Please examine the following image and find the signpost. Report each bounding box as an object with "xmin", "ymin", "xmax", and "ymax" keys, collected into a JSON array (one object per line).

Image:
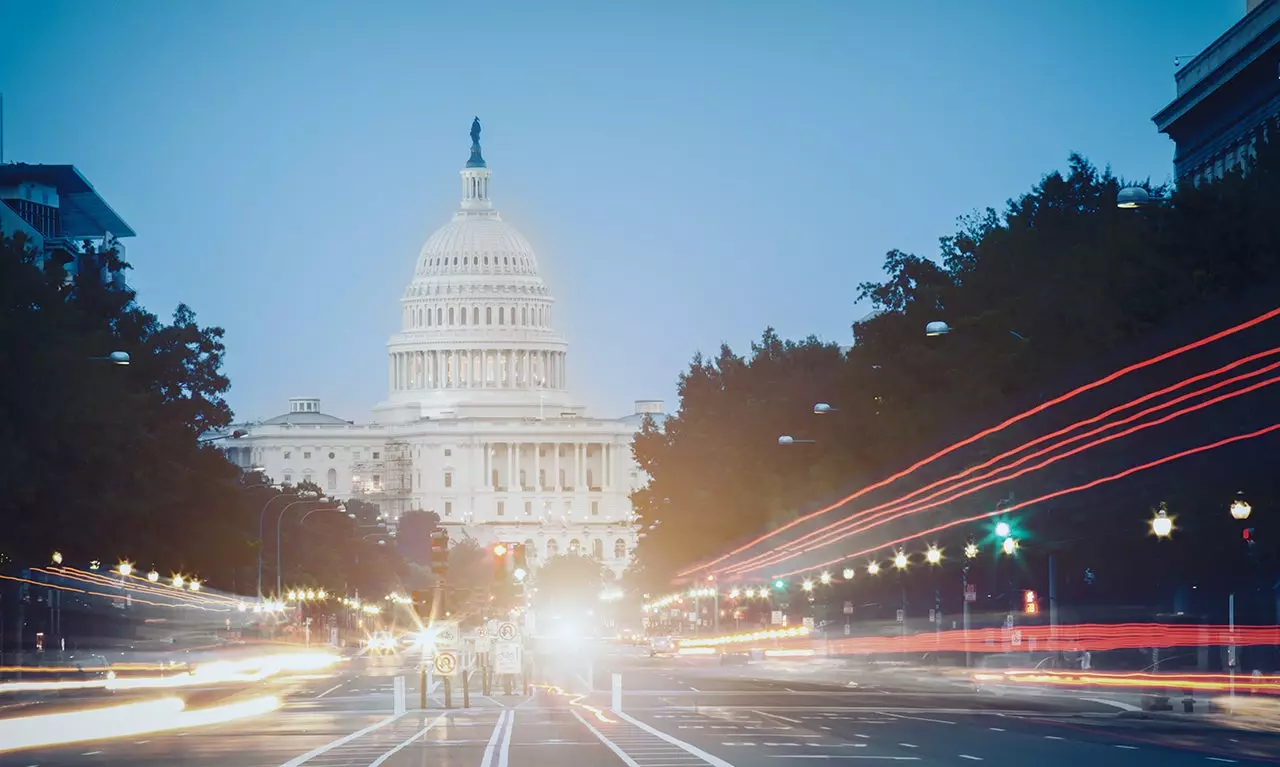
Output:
[
  {"xmin": 496, "ymin": 621, "xmax": 519, "ymax": 642},
  {"xmin": 434, "ymin": 650, "xmax": 459, "ymax": 676},
  {"xmin": 433, "ymin": 620, "xmax": 461, "ymax": 649},
  {"xmin": 494, "ymin": 641, "xmax": 521, "ymax": 695},
  {"xmin": 964, "ymin": 584, "xmax": 977, "ymax": 602}
]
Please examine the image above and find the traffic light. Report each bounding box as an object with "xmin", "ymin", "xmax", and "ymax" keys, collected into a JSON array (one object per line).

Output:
[
  {"xmin": 1023, "ymin": 590, "xmax": 1038, "ymax": 615},
  {"xmin": 511, "ymin": 542, "xmax": 528, "ymax": 572},
  {"xmin": 492, "ymin": 542, "xmax": 511, "ymax": 580},
  {"xmin": 774, "ymin": 579, "xmax": 786, "ymax": 591},
  {"xmin": 430, "ymin": 528, "xmax": 449, "ymax": 581}
]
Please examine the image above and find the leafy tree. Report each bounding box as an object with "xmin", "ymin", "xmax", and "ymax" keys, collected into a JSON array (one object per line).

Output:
[
  {"xmin": 533, "ymin": 554, "xmax": 606, "ymax": 614},
  {"xmin": 396, "ymin": 509, "xmax": 440, "ymax": 565}
]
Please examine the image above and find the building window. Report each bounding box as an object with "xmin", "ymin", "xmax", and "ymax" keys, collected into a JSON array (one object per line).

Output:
[
  {"xmin": 284, "ymin": 451, "xmax": 292, "ymax": 459},
  {"xmin": 591, "ymin": 501, "xmax": 599, "ymax": 516},
  {"xmin": 372, "ymin": 473, "xmax": 381, "ymax": 486},
  {"xmin": 592, "ymin": 539, "xmax": 603, "ymax": 559},
  {"xmin": 564, "ymin": 500, "xmax": 572, "ymax": 515},
  {"xmin": 539, "ymin": 469, "xmax": 546, "ymax": 488},
  {"xmin": 472, "ymin": 307, "xmax": 479, "ymax": 324},
  {"xmin": 547, "ymin": 539, "xmax": 559, "ymax": 558},
  {"xmin": 328, "ymin": 451, "xmax": 335, "ymax": 459},
  {"xmin": 304, "ymin": 451, "xmax": 312, "ymax": 459},
  {"xmin": 327, "ymin": 468, "xmax": 337, "ymax": 490},
  {"xmin": 284, "ymin": 473, "xmax": 293, "ymax": 484},
  {"xmin": 569, "ymin": 538, "xmax": 581, "ymax": 555},
  {"xmin": 499, "ymin": 307, "xmax": 505, "ymax": 325},
  {"xmin": 486, "ymin": 306, "xmax": 492, "ymax": 324},
  {"xmin": 614, "ymin": 539, "xmax": 627, "ymax": 559},
  {"xmin": 559, "ymin": 469, "xmax": 566, "ymax": 488},
  {"xmin": 303, "ymin": 471, "xmax": 313, "ymax": 484},
  {"xmin": 587, "ymin": 469, "xmax": 594, "ymax": 488},
  {"xmin": 444, "ymin": 471, "xmax": 453, "ymax": 488},
  {"xmin": 449, "ymin": 307, "xmax": 455, "ymax": 325},
  {"xmin": 373, "ymin": 452, "xmax": 381, "ymax": 459},
  {"xmin": 524, "ymin": 500, "xmax": 532, "ymax": 516},
  {"xmin": 444, "ymin": 448, "xmax": 452, "ymax": 456},
  {"xmin": 354, "ymin": 450, "xmax": 362, "ymax": 459},
  {"xmin": 444, "ymin": 501, "xmax": 452, "ymax": 517},
  {"xmin": 492, "ymin": 469, "xmax": 500, "ymax": 488},
  {"xmin": 437, "ymin": 307, "xmax": 443, "ymax": 325},
  {"xmin": 497, "ymin": 501, "xmax": 505, "ymax": 517},
  {"xmin": 519, "ymin": 469, "xmax": 527, "ymax": 487}
]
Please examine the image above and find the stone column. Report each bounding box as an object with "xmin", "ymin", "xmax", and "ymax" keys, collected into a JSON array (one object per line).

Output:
[
  {"xmin": 534, "ymin": 442, "xmax": 541, "ymax": 490},
  {"xmin": 553, "ymin": 443, "xmax": 561, "ymax": 491},
  {"xmin": 388, "ymin": 354, "xmax": 395, "ymax": 392},
  {"xmin": 508, "ymin": 443, "xmax": 517, "ymax": 490}
]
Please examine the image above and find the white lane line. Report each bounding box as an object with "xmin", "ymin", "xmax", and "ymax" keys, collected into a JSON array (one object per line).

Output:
[
  {"xmin": 690, "ymin": 687, "xmax": 702, "ymax": 692},
  {"xmin": 883, "ymin": 712, "xmax": 956, "ymax": 725},
  {"xmin": 316, "ymin": 683, "xmax": 344, "ymax": 698},
  {"xmin": 277, "ymin": 711, "xmax": 409, "ymax": 767},
  {"xmin": 989, "ymin": 727, "xmax": 1005, "ymax": 732},
  {"xmin": 569, "ymin": 709, "xmax": 641, "ymax": 767},
  {"xmin": 1080, "ymin": 697, "xmax": 1142, "ymax": 712},
  {"xmin": 134, "ymin": 740, "xmax": 150, "ymax": 744},
  {"xmin": 1115, "ymin": 745, "xmax": 1139, "ymax": 750},
  {"xmin": 81, "ymin": 752, "xmax": 103, "ymax": 756},
  {"xmin": 770, "ymin": 758, "xmax": 920, "ymax": 761},
  {"xmin": 754, "ymin": 710, "xmax": 803, "ymax": 724},
  {"xmin": 854, "ymin": 733, "xmax": 870, "ymax": 739},
  {"xmin": 958, "ymin": 756, "xmax": 983, "ymax": 761},
  {"xmin": 1044, "ymin": 736, "xmax": 1064, "ymax": 741},
  {"xmin": 612, "ymin": 710, "xmax": 736, "ymax": 767},
  {"xmin": 899, "ymin": 743, "xmax": 917, "ymax": 748},
  {"xmin": 479, "ymin": 711, "xmax": 510, "ymax": 767},
  {"xmin": 1206, "ymin": 758, "xmax": 1237, "ymax": 763},
  {"xmin": 367, "ymin": 712, "xmax": 449, "ymax": 767},
  {"xmin": 496, "ymin": 709, "xmax": 515, "ymax": 767}
]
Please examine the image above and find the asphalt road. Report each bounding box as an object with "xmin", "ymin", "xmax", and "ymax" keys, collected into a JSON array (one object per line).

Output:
[{"xmin": 2, "ymin": 646, "xmax": 1277, "ymax": 766}]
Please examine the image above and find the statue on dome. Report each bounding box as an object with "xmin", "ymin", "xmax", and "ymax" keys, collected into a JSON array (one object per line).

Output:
[{"xmin": 467, "ymin": 116, "xmax": 486, "ymax": 168}]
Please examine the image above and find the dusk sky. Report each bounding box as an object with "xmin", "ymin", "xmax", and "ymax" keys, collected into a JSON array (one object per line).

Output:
[{"xmin": 1, "ymin": 0, "xmax": 1244, "ymax": 423}]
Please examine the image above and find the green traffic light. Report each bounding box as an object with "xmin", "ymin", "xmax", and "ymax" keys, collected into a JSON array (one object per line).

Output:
[{"xmin": 774, "ymin": 579, "xmax": 786, "ymax": 590}]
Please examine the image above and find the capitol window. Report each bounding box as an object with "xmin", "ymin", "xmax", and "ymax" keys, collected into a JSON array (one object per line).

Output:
[
  {"xmin": 592, "ymin": 539, "xmax": 603, "ymax": 559},
  {"xmin": 449, "ymin": 307, "xmax": 455, "ymax": 325},
  {"xmin": 328, "ymin": 452, "xmax": 335, "ymax": 459},
  {"xmin": 496, "ymin": 501, "xmax": 505, "ymax": 517},
  {"xmin": 284, "ymin": 451, "xmax": 291, "ymax": 459},
  {"xmin": 304, "ymin": 451, "xmax": 311, "ymax": 459},
  {"xmin": 486, "ymin": 307, "xmax": 492, "ymax": 324},
  {"xmin": 444, "ymin": 449, "xmax": 452, "ymax": 456},
  {"xmin": 569, "ymin": 539, "xmax": 581, "ymax": 555},
  {"xmin": 326, "ymin": 468, "xmax": 336, "ymax": 490},
  {"xmin": 283, "ymin": 473, "xmax": 292, "ymax": 484},
  {"xmin": 591, "ymin": 501, "xmax": 599, "ymax": 516},
  {"xmin": 498, "ymin": 307, "xmax": 505, "ymax": 325},
  {"xmin": 444, "ymin": 501, "xmax": 452, "ymax": 517},
  {"xmin": 472, "ymin": 307, "xmax": 479, "ymax": 325},
  {"xmin": 373, "ymin": 452, "xmax": 381, "ymax": 459},
  {"xmin": 444, "ymin": 471, "xmax": 453, "ymax": 488},
  {"xmin": 614, "ymin": 539, "xmax": 627, "ymax": 559},
  {"xmin": 547, "ymin": 539, "xmax": 558, "ymax": 558},
  {"xmin": 524, "ymin": 500, "xmax": 532, "ymax": 516}
]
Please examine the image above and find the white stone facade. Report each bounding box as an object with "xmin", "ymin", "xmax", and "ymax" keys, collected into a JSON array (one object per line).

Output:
[{"xmin": 224, "ymin": 127, "xmax": 652, "ymax": 578}]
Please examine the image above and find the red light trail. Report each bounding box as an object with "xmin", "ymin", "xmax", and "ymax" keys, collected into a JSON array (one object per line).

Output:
[{"xmin": 680, "ymin": 306, "xmax": 1280, "ymax": 578}]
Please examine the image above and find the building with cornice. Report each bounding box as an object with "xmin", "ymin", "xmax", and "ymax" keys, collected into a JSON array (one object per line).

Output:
[{"xmin": 223, "ymin": 120, "xmax": 656, "ymax": 578}]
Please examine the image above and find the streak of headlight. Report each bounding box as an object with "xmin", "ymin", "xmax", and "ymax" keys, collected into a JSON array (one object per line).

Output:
[
  {"xmin": 0, "ymin": 652, "xmax": 338, "ymax": 694},
  {"xmin": 773, "ymin": 421, "xmax": 1280, "ymax": 577},
  {"xmin": 0, "ymin": 574, "xmax": 212, "ymax": 611},
  {"xmin": 0, "ymin": 695, "xmax": 280, "ymax": 753},
  {"xmin": 723, "ymin": 353, "xmax": 1280, "ymax": 574},
  {"xmin": 680, "ymin": 305, "xmax": 1280, "ymax": 577},
  {"xmin": 41, "ymin": 567, "xmax": 236, "ymax": 608},
  {"xmin": 739, "ymin": 371, "xmax": 1280, "ymax": 575}
]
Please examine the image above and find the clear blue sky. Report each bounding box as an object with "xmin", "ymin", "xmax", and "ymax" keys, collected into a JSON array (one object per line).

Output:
[{"xmin": 0, "ymin": 0, "xmax": 1244, "ymax": 422}]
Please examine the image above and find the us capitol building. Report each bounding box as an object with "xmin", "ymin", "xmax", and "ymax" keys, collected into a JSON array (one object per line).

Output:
[{"xmin": 223, "ymin": 119, "xmax": 661, "ymax": 578}]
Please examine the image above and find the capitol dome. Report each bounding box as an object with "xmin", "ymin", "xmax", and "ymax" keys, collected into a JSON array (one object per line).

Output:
[{"xmin": 375, "ymin": 119, "xmax": 572, "ymax": 423}]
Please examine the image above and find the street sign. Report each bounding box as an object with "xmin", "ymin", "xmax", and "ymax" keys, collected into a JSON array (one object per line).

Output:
[
  {"xmin": 433, "ymin": 620, "xmax": 461, "ymax": 649},
  {"xmin": 964, "ymin": 584, "xmax": 977, "ymax": 602},
  {"xmin": 895, "ymin": 609, "xmax": 904, "ymax": 623},
  {"xmin": 486, "ymin": 619, "xmax": 499, "ymax": 636},
  {"xmin": 802, "ymin": 617, "xmax": 815, "ymax": 630},
  {"xmin": 1010, "ymin": 629, "xmax": 1022, "ymax": 647},
  {"xmin": 494, "ymin": 642, "xmax": 521, "ymax": 675},
  {"xmin": 843, "ymin": 601, "xmax": 854, "ymax": 615},
  {"xmin": 496, "ymin": 621, "xmax": 519, "ymax": 642},
  {"xmin": 928, "ymin": 609, "xmax": 936, "ymax": 623},
  {"xmin": 770, "ymin": 610, "xmax": 784, "ymax": 625},
  {"xmin": 434, "ymin": 650, "xmax": 459, "ymax": 676}
]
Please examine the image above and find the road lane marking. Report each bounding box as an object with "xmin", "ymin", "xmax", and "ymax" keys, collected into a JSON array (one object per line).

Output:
[
  {"xmin": 569, "ymin": 710, "xmax": 642, "ymax": 767},
  {"xmin": 770, "ymin": 758, "xmax": 919, "ymax": 761},
  {"xmin": 899, "ymin": 743, "xmax": 917, "ymax": 748},
  {"xmin": 1080, "ymin": 697, "xmax": 1142, "ymax": 712},
  {"xmin": 988, "ymin": 728, "xmax": 1005, "ymax": 732},
  {"xmin": 367, "ymin": 712, "xmax": 449, "ymax": 767},
  {"xmin": 1044, "ymin": 736, "xmax": 1064, "ymax": 740},
  {"xmin": 958, "ymin": 755, "xmax": 983, "ymax": 761},
  {"xmin": 277, "ymin": 711, "xmax": 409, "ymax": 767},
  {"xmin": 496, "ymin": 709, "xmax": 515, "ymax": 767},
  {"xmin": 480, "ymin": 710, "xmax": 510, "ymax": 767},
  {"xmin": 754, "ymin": 710, "xmax": 803, "ymax": 724},
  {"xmin": 1115, "ymin": 745, "xmax": 1138, "ymax": 750},
  {"xmin": 612, "ymin": 710, "xmax": 735, "ymax": 767},
  {"xmin": 883, "ymin": 712, "xmax": 956, "ymax": 725},
  {"xmin": 1206, "ymin": 758, "xmax": 1237, "ymax": 763},
  {"xmin": 81, "ymin": 752, "xmax": 103, "ymax": 756},
  {"xmin": 854, "ymin": 734, "xmax": 870, "ymax": 739},
  {"xmin": 316, "ymin": 683, "xmax": 344, "ymax": 698}
]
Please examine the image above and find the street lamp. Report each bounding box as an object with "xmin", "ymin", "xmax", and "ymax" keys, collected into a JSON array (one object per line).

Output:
[
  {"xmin": 777, "ymin": 435, "xmax": 817, "ymax": 445},
  {"xmin": 925, "ymin": 321, "xmax": 951, "ymax": 337},
  {"xmin": 813, "ymin": 403, "xmax": 837, "ymax": 415},
  {"xmin": 1001, "ymin": 537, "xmax": 1018, "ymax": 556},
  {"xmin": 819, "ymin": 571, "xmax": 832, "ymax": 585},
  {"xmin": 1230, "ymin": 494, "xmax": 1252, "ymax": 521},
  {"xmin": 51, "ymin": 551, "xmax": 63, "ymax": 565},
  {"xmin": 89, "ymin": 351, "xmax": 130, "ymax": 365},
  {"xmin": 964, "ymin": 542, "xmax": 979, "ymax": 559},
  {"xmin": 842, "ymin": 567, "xmax": 855, "ymax": 580},
  {"xmin": 801, "ymin": 579, "xmax": 814, "ymax": 592},
  {"xmin": 994, "ymin": 521, "xmax": 1012, "ymax": 539},
  {"xmin": 117, "ymin": 561, "xmax": 133, "ymax": 577},
  {"xmin": 893, "ymin": 551, "xmax": 908, "ymax": 569},
  {"xmin": 1116, "ymin": 186, "xmax": 1153, "ymax": 209},
  {"xmin": 867, "ymin": 562, "xmax": 880, "ymax": 575},
  {"xmin": 925, "ymin": 546, "xmax": 942, "ymax": 565},
  {"xmin": 1151, "ymin": 509, "xmax": 1173, "ymax": 538},
  {"xmin": 147, "ymin": 569, "xmax": 160, "ymax": 583}
]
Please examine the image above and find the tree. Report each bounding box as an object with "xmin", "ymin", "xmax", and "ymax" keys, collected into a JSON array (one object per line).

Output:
[
  {"xmin": 396, "ymin": 509, "xmax": 440, "ymax": 565},
  {"xmin": 533, "ymin": 554, "xmax": 606, "ymax": 614},
  {"xmin": 0, "ymin": 232, "xmax": 247, "ymax": 585},
  {"xmin": 631, "ymin": 145, "xmax": 1280, "ymax": 602}
]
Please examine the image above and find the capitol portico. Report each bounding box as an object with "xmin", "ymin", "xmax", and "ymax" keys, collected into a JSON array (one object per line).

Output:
[{"xmin": 223, "ymin": 119, "xmax": 658, "ymax": 578}]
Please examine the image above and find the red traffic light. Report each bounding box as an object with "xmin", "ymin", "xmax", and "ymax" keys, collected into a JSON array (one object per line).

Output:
[
  {"xmin": 493, "ymin": 543, "xmax": 508, "ymax": 557},
  {"xmin": 1023, "ymin": 590, "xmax": 1036, "ymax": 604},
  {"xmin": 1243, "ymin": 528, "xmax": 1254, "ymax": 540}
]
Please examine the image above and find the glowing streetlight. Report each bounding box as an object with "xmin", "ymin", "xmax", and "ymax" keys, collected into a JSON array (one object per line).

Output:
[
  {"xmin": 89, "ymin": 560, "xmax": 101, "ymax": 571},
  {"xmin": 925, "ymin": 546, "xmax": 942, "ymax": 565},
  {"xmin": 513, "ymin": 568, "xmax": 527, "ymax": 582},
  {"xmin": 189, "ymin": 579, "xmax": 201, "ymax": 592},
  {"xmin": 1151, "ymin": 509, "xmax": 1173, "ymax": 538},
  {"xmin": 867, "ymin": 562, "xmax": 880, "ymax": 575},
  {"xmin": 51, "ymin": 551, "xmax": 63, "ymax": 565},
  {"xmin": 842, "ymin": 567, "xmax": 855, "ymax": 580},
  {"xmin": 893, "ymin": 551, "xmax": 908, "ymax": 569},
  {"xmin": 964, "ymin": 542, "xmax": 979, "ymax": 559},
  {"xmin": 171, "ymin": 574, "xmax": 185, "ymax": 588},
  {"xmin": 802, "ymin": 579, "xmax": 814, "ymax": 592},
  {"xmin": 147, "ymin": 570, "xmax": 160, "ymax": 583},
  {"xmin": 729, "ymin": 588, "xmax": 740, "ymax": 599},
  {"xmin": 994, "ymin": 521, "xmax": 1011, "ymax": 538},
  {"xmin": 819, "ymin": 571, "xmax": 832, "ymax": 585},
  {"xmin": 1230, "ymin": 495, "xmax": 1252, "ymax": 521},
  {"xmin": 1001, "ymin": 537, "xmax": 1018, "ymax": 556},
  {"xmin": 117, "ymin": 562, "xmax": 133, "ymax": 577}
]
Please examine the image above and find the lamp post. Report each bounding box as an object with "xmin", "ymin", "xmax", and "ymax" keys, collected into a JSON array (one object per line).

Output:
[
  {"xmin": 277, "ymin": 502, "xmax": 342, "ymax": 595},
  {"xmin": 257, "ymin": 491, "xmax": 295, "ymax": 597},
  {"xmin": 89, "ymin": 351, "xmax": 130, "ymax": 365}
]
